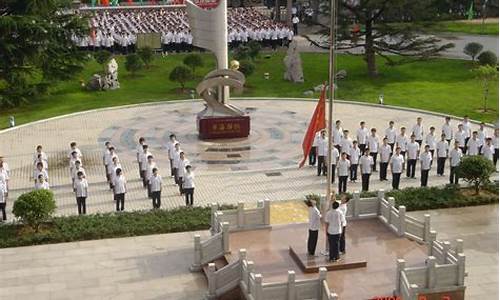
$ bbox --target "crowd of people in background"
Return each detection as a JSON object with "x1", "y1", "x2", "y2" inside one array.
[
  {"x1": 72, "y1": 7, "x2": 294, "y2": 53},
  {"x1": 0, "y1": 135, "x2": 196, "y2": 219},
  {"x1": 310, "y1": 116, "x2": 499, "y2": 194}
]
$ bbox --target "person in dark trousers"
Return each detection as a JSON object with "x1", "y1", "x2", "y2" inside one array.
[
  {"x1": 330, "y1": 146, "x2": 339, "y2": 183},
  {"x1": 325, "y1": 201, "x2": 345, "y2": 262},
  {"x1": 316, "y1": 130, "x2": 328, "y2": 176},
  {"x1": 359, "y1": 149, "x2": 373, "y2": 191},
  {"x1": 406, "y1": 134, "x2": 419, "y2": 178},
  {"x1": 183, "y1": 165, "x2": 195, "y2": 206},
  {"x1": 337, "y1": 152, "x2": 350, "y2": 193},
  {"x1": 149, "y1": 168, "x2": 162, "y2": 209},
  {"x1": 436, "y1": 133, "x2": 449, "y2": 176},
  {"x1": 309, "y1": 131, "x2": 320, "y2": 166},
  {"x1": 367, "y1": 128, "x2": 379, "y2": 172},
  {"x1": 389, "y1": 147, "x2": 405, "y2": 190},
  {"x1": 338, "y1": 194, "x2": 349, "y2": 255},
  {"x1": 306, "y1": 199, "x2": 321, "y2": 256},
  {"x1": 449, "y1": 141, "x2": 463, "y2": 184},
  {"x1": 349, "y1": 141, "x2": 360, "y2": 182},
  {"x1": 113, "y1": 168, "x2": 127, "y2": 211},
  {"x1": 493, "y1": 128, "x2": 499, "y2": 168},
  {"x1": 420, "y1": 145, "x2": 432, "y2": 187},
  {"x1": 0, "y1": 182, "x2": 6, "y2": 221},
  {"x1": 379, "y1": 137, "x2": 391, "y2": 181},
  {"x1": 74, "y1": 171, "x2": 88, "y2": 215}
]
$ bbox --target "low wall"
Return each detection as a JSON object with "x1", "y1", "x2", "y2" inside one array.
[
  {"x1": 210, "y1": 200, "x2": 271, "y2": 234},
  {"x1": 190, "y1": 221, "x2": 230, "y2": 271}
]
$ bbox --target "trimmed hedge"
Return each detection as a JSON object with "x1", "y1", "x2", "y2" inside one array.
[{"x1": 0, "y1": 205, "x2": 235, "y2": 249}]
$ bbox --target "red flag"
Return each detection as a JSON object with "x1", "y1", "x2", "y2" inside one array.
[{"x1": 299, "y1": 84, "x2": 327, "y2": 168}]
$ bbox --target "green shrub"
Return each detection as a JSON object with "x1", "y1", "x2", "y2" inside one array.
[
  {"x1": 12, "y1": 190, "x2": 56, "y2": 232},
  {"x1": 463, "y1": 42, "x2": 483, "y2": 61},
  {"x1": 125, "y1": 53, "x2": 144, "y2": 76},
  {"x1": 183, "y1": 53, "x2": 204, "y2": 74},
  {"x1": 169, "y1": 65, "x2": 193, "y2": 90},
  {"x1": 477, "y1": 50, "x2": 498, "y2": 66},
  {"x1": 456, "y1": 155, "x2": 496, "y2": 194},
  {"x1": 94, "y1": 50, "x2": 112, "y2": 67},
  {"x1": 137, "y1": 47, "x2": 154, "y2": 68},
  {"x1": 238, "y1": 60, "x2": 255, "y2": 77}
]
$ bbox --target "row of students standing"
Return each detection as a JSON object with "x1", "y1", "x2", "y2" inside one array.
[
  {"x1": 0, "y1": 156, "x2": 10, "y2": 221},
  {"x1": 311, "y1": 116, "x2": 499, "y2": 193}
]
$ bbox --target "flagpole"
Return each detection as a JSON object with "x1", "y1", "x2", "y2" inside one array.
[{"x1": 326, "y1": 0, "x2": 336, "y2": 206}]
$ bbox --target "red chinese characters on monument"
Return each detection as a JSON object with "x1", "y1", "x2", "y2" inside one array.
[{"x1": 198, "y1": 116, "x2": 250, "y2": 139}]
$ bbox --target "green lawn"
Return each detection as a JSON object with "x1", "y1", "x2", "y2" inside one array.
[
  {"x1": 0, "y1": 51, "x2": 498, "y2": 129},
  {"x1": 428, "y1": 20, "x2": 499, "y2": 35}
]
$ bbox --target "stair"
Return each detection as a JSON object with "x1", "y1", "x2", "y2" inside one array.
[{"x1": 201, "y1": 255, "x2": 242, "y2": 300}]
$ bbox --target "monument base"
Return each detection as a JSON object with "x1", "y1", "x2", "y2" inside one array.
[
  {"x1": 289, "y1": 246, "x2": 367, "y2": 273},
  {"x1": 198, "y1": 115, "x2": 250, "y2": 139}
]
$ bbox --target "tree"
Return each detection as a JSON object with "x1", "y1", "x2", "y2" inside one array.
[
  {"x1": 183, "y1": 54, "x2": 204, "y2": 74},
  {"x1": 456, "y1": 155, "x2": 495, "y2": 194},
  {"x1": 94, "y1": 50, "x2": 112, "y2": 72},
  {"x1": 13, "y1": 189, "x2": 56, "y2": 232},
  {"x1": 238, "y1": 60, "x2": 255, "y2": 77},
  {"x1": 477, "y1": 51, "x2": 498, "y2": 66},
  {"x1": 463, "y1": 42, "x2": 483, "y2": 62},
  {"x1": 472, "y1": 65, "x2": 498, "y2": 112},
  {"x1": 169, "y1": 65, "x2": 193, "y2": 91},
  {"x1": 137, "y1": 46, "x2": 154, "y2": 68},
  {"x1": 125, "y1": 54, "x2": 144, "y2": 76},
  {"x1": 0, "y1": 0, "x2": 89, "y2": 108},
  {"x1": 308, "y1": 0, "x2": 454, "y2": 77}
]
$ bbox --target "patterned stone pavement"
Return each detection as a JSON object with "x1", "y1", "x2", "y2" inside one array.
[{"x1": 0, "y1": 99, "x2": 494, "y2": 217}]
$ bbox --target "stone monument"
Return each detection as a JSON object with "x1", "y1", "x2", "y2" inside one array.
[
  {"x1": 186, "y1": 0, "x2": 250, "y2": 139},
  {"x1": 103, "y1": 58, "x2": 120, "y2": 90},
  {"x1": 283, "y1": 39, "x2": 304, "y2": 83}
]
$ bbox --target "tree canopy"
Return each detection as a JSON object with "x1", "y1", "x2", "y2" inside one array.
[{"x1": 0, "y1": 0, "x2": 88, "y2": 108}]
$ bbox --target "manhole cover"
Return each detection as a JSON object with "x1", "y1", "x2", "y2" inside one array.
[
  {"x1": 227, "y1": 154, "x2": 242, "y2": 158},
  {"x1": 265, "y1": 172, "x2": 282, "y2": 177}
]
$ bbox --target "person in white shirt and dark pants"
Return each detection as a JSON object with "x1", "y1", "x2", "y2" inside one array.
[
  {"x1": 379, "y1": 138, "x2": 391, "y2": 181},
  {"x1": 337, "y1": 152, "x2": 350, "y2": 193},
  {"x1": 436, "y1": 133, "x2": 449, "y2": 176},
  {"x1": 406, "y1": 135, "x2": 419, "y2": 178},
  {"x1": 149, "y1": 168, "x2": 162, "y2": 209},
  {"x1": 306, "y1": 199, "x2": 321, "y2": 256},
  {"x1": 420, "y1": 145, "x2": 432, "y2": 187},
  {"x1": 349, "y1": 141, "x2": 360, "y2": 182},
  {"x1": 367, "y1": 128, "x2": 379, "y2": 172},
  {"x1": 0, "y1": 180, "x2": 6, "y2": 221},
  {"x1": 359, "y1": 149, "x2": 373, "y2": 191},
  {"x1": 449, "y1": 141, "x2": 463, "y2": 184},
  {"x1": 183, "y1": 165, "x2": 195, "y2": 206},
  {"x1": 316, "y1": 130, "x2": 328, "y2": 176},
  {"x1": 113, "y1": 168, "x2": 127, "y2": 211},
  {"x1": 389, "y1": 147, "x2": 404, "y2": 190},
  {"x1": 74, "y1": 171, "x2": 88, "y2": 215},
  {"x1": 338, "y1": 195, "x2": 349, "y2": 254},
  {"x1": 325, "y1": 201, "x2": 345, "y2": 262}
]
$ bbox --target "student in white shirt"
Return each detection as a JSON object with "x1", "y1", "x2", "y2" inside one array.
[
  {"x1": 454, "y1": 124, "x2": 466, "y2": 154},
  {"x1": 449, "y1": 141, "x2": 463, "y2": 184},
  {"x1": 367, "y1": 128, "x2": 379, "y2": 172},
  {"x1": 349, "y1": 141, "x2": 361, "y2": 182},
  {"x1": 337, "y1": 152, "x2": 350, "y2": 193},
  {"x1": 35, "y1": 174, "x2": 50, "y2": 190},
  {"x1": 441, "y1": 116, "x2": 453, "y2": 143},
  {"x1": 384, "y1": 121, "x2": 397, "y2": 152},
  {"x1": 461, "y1": 115, "x2": 472, "y2": 146},
  {"x1": 0, "y1": 180, "x2": 6, "y2": 221},
  {"x1": 359, "y1": 149, "x2": 373, "y2": 191},
  {"x1": 139, "y1": 145, "x2": 151, "y2": 188},
  {"x1": 324, "y1": 201, "x2": 345, "y2": 262},
  {"x1": 306, "y1": 199, "x2": 321, "y2": 256},
  {"x1": 149, "y1": 168, "x2": 162, "y2": 209},
  {"x1": 425, "y1": 127, "x2": 436, "y2": 160},
  {"x1": 481, "y1": 138, "x2": 494, "y2": 161},
  {"x1": 436, "y1": 133, "x2": 449, "y2": 176},
  {"x1": 339, "y1": 194, "x2": 349, "y2": 254},
  {"x1": 333, "y1": 120, "x2": 343, "y2": 152},
  {"x1": 33, "y1": 145, "x2": 48, "y2": 169},
  {"x1": 396, "y1": 127, "x2": 408, "y2": 160},
  {"x1": 309, "y1": 131, "x2": 321, "y2": 166},
  {"x1": 478, "y1": 122, "x2": 487, "y2": 149},
  {"x1": 340, "y1": 130, "x2": 353, "y2": 155},
  {"x1": 316, "y1": 130, "x2": 328, "y2": 176},
  {"x1": 411, "y1": 117, "x2": 424, "y2": 147},
  {"x1": 420, "y1": 145, "x2": 433, "y2": 187},
  {"x1": 74, "y1": 171, "x2": 88, "y2": 215},
  {"x1": 0, "y1": 156, "x2": 9, "y2": 178},
  {"x1": 72, "y1": 160, "x2": 86, "y2": 191},
  {"x1": 356, "y1": 121, "x2": 369, "y2": 153},
  {"x1": 136, "y1": 137, "x2": 146, "y2": 178},
  {"x1": 466, "y1": 131, "x2": 480, "y2": 156},
  {"x1": 68, "y1": 142, "x2": 82, "y2": 161},
  {"x1": 406, "y1": 135, "x2": 419, "y2": 179},
  {"x1": 379, "y1": 137, "x2": 392, "y2": 181},
  {"x1": 113, "y1": 168, "x2": 127, "y2": 211},
  {"x1": 177, "y1": 152, "x2": 190, "y2": 195},
  {"x1": 172, "y1": 143, "x2": 182, "y2": 184},
  {"x1": 389, "y1": 147, "x2": 405, "y2": 190},
  {"x1": 183, "y1": 165, "x2": 195, "y2": 206},
  {"x1": 493, "y1": 128, "x2": 499, "y2": 167},
  {"x1": 0, "y1": 159, "x2": 10, "y2": 195},
  {"x1": 330, "y1": 146, "x2": 340, "y2": 183},
  {"x1": 102, "y1": 141, "x2": 111, "y2": 182},
  {"x1": 145, "y1": 155, "x2": 157, "y2": 199},
  {"x1": 33, "y1": 162, "x2": 49, "y2": 183},
  {"x1": 167, "y1": 134, "x2": 179, "y2": 177}
]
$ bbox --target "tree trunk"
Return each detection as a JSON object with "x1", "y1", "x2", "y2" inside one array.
[
  {"x1": 286, "y1": 0, "x2": 292, "y2": 27},
  {"x1": 364, "y1": 20, "x2": 378, "y2": 77},
  {"x1": 475, "y1": 181, "x2": 480, "y2": 195},
  {"x1": 483, "y1": 83, "x2": 489, "y2": 112},
  {"x1": 275, "y1": 0, "x2": 280, "y2": 21}
]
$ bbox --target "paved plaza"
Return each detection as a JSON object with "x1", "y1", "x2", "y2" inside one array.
[{"x1": 0, "y1": 99, "x2": 493, "y2": 217}]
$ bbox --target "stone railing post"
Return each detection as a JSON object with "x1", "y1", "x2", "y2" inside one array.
[
  {"x1": 457, "y1": 253, "x2": 466, "y2": 286},
  {"x1": 254, "y1": 274, "x2": 263, "y2": 300},
  {"x1": 455, "y1": 239, "x2": 464, "y2": 254},
  {"x1": 210, "y1": 203, "x2": 218, "y2": 235},
  {"x1": 427, "y1": 231, "x2": 437, "y2": 256},
  {"x1": 257, "y1": 199, "x2": 264, "y2": 208},
  {"x1": 331, "y1": 293, "x2": 339, "y2": 300},
  {"x1": 395, "y1": 259, "x2": 406, "y2": 295},
  {"x1": 442, "y1": 241, "x2": 451, "y2": 264},
  {"x1": 245, "y1": 261, "x2": 254, "y2": 287},
  {"x1": 190, "y1": 234, "x2": 202, "y2": 271},
  {"x1": 287, "y1": 270, "x2": 296, "y2": 300},
  {"x1": 239, "y1": 248, "x2": 247, "y2": 262},
  {"x1": 237, "y1": 202, "x2": 245, "y2": 229},
  {"x1": 264, "y1": 199, "x2": 271, "y2": 225},
  {"x1": 423, "y1": 214, "x2": 431, "y2": 242},
  {"x1": 387, "y1": 197, "x2": 395, "y2": 224},
  {"x1": 222, "y1": 222, "x2": 230, "y2": 254},
  {"x1": 409, "y1": 284, "x2": 419, "y2": 299},
  {"x1": 426, "y1": 256, "x2": 437, "y2": 289},
  {"x1": 207, "y1": 263, "x2": 217, "y2": 298},
  {"x1": 398, "y1": 206, "x2": 406, "y2": 236},
  {"x1": 352, "y1": 191, "x2": 360, "y2": 218},
  {"x1": 318, "y1": 267, "x2": 327, "y2": 299},
  {"x1": 377, "y1": 189, "x2": 385, "y2": 215}
]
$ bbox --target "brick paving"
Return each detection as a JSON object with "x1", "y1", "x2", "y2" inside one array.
[{"x1": 0, "y1": 99, "x2": 494, "y2": 218}]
